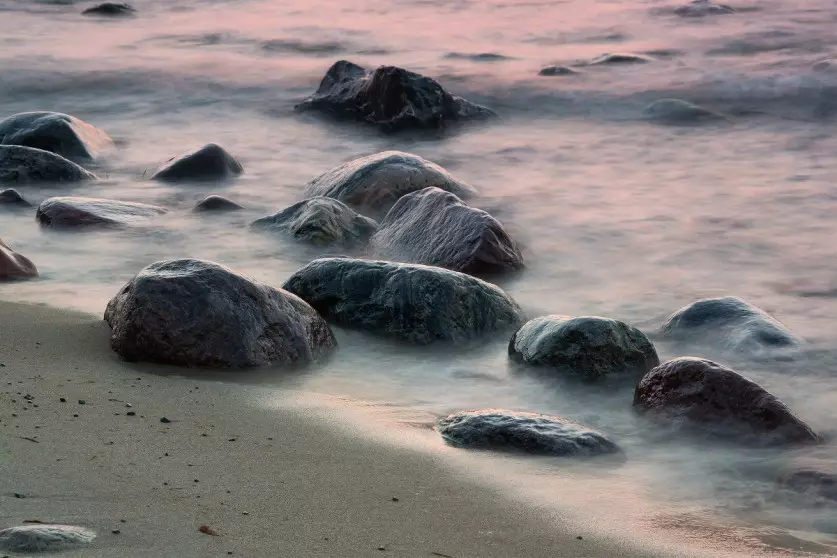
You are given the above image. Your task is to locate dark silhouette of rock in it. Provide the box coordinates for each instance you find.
[778,467,837,503]
[151,143,242,183]
[193,195,244,213]
[644,99,728,124]
[0,112,113,165]
[0,239,38,281]
[105,259,337,368]
[0,145,97,184]
[538,65,580,76]
[633,357,819,445]
[371,187,522,274]
[82,2,137,17]
[673,0,735,17]
[509,315,659,380]
[36,196,166,228]
[437,410,620,456]
[0,188,31,207]
[581,53,654,66]
[0,525,96,553]
[303,151,476,215]
[295,60,495,131]
[282,257,525,344]
[252,197,377,246]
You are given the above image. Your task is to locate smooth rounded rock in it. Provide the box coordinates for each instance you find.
[538,65,580,76]
[0,188,31,207]
[193,195,244,213]
[82,2,137,16]
[371,187,523,274]
[36,196,167,228]
[252,197,378,246]
[0,111,113,165]
[673,0,735,17]
[282,257,525,345]
[105,259,337,368]
[0,239,38,281]
[583,53,654,66]
[0,145,97,184]
[778,467,837,503]
[151,143,242,183]
[0,525,96,553]
[644,99,728,124]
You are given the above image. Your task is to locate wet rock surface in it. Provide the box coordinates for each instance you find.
[0,238,38,281]
[36,196,167,228]
[192,195,244,212]
[581,53,654,66]
[0,188,31,207]
[0,145,97,184]
[0,111,113,165]
[644,99,728,124]
[252,196,378,246]
[778,466,837,503]
[538,65,580,76]
[673,0,735,17]
[151,143,242,183]
[82,2,137,16]
[0,525,96,553]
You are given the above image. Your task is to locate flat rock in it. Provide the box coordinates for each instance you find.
[282,257,525,344]
[371,187,523,274]
[0,525,96,553]
[295,60,495,131]
[82,2,137,16]
[633,357,819,445]
[105,259,337,368]
[36,196,167,228]
[509,315,659,380]
[582,53,654,66]
[644,99,728,124]
[193,195,244,213]
[437,410,620,456]
[538,65,580,76]
[303,151,477,215]
[0,145,97,184]
[252,197,378,246]
[0,111,113,165]
[673,0,735,17]
[151,143,242,183]
[0,239,38,281]
[0,188,31,207]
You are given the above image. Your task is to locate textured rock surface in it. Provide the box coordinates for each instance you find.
[371,187,522,274]
[151,143,242,182]
[538,65,580,76]
[193,195,244,212]
[36,196,167,228]
[295,60,495,131]
[509,315,659,380]
[252,197,377,246]
[105,259,337,368]
[0,111,113,165]
[634,357,819,445]
[583,53,654,66]
[0,239,38,281]
[282,257,525,344]
[437,410,620,456]
[0,145,97,184]
[0,525,96,553]
[0,188,31,207]
[673,0,735,17]
[82,2,137,16]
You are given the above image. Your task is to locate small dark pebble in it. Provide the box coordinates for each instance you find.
[112,529,121,535]
[78,400,86,405]
[377,546,386,551]
[577,536,583,540]
[160,417,171,423]
[14,493,24,499]
[120,519,126,523]
[72,414,78,418]
[228,438,237,442]
[194,479,199,483]
[126,411,136,416]
[391,497,399,502]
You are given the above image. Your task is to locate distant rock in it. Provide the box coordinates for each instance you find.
[36,196,166,228]
[444,52,512,62]
[0,111,113,165]
[538,65,580,76]
[509,315,659,380]
[81,2,137,16]
[634,357,819,445]
[0,525,96,553]
[295,60,495,131]
[371,187,523,274]
[0,239,38,281]
[813,59,837,73]
[581,53,654,66]
[283,257,525,344]
[252,197,377,246]
[644,99,728,124]
[0,188,31,207]
[673,0,735,17]
[437,410,621,457]
[105,259,337,368]
[151,143,242,183]
[778,466,837,503]
[193,195,244,213]
[304,151,477,215]
[0,145,97,184]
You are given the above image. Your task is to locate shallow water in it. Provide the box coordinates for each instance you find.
[3,0,837,553]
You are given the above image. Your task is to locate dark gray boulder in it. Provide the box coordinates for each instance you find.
[193,195,244,213]
[151,143,242,183]
[644,99,728,124]
[295,60,495,131]
[82,2,137,16]
[778,466,837,503]
[36,196,167,228]
[673,0,735,17]
[0,112,113,165]
[509,315,659,380]
[0,239,38,281]
[538,65,580,76]
[0,145,97,184]
[303,151,477,215]
[437,410,620,457]
[582,53,654,66]
[105,259,337,368]
[371,187,522,274]
[0,188,31,207]
[282,257,525,344]
[0,525,96,553]
[252,197,377,246]
[633,357,819,445]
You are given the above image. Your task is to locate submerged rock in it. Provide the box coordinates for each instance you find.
[371,187,523,274]
[673,0,735,17]
[0,525,96,553]
[193,195,244,213]
[282,257,525,344]
[0,111,113,165]
[778,467,837,503]
[509,315,659,380]
[581,53,654,67]
[151,143,243,183]
[303,151,477,214]
[813,59,837,73]
[82,2,137,16]
[252,197,378,246]
[0,239,38,281]
[105,259,337,368]
[0,145,97,184]
[538,65,580,76]
[36,196,166,228]
[0,188,31,207]
[644,99,728,124]
[295,60,495,131]
[437,410,620,456]
[633,357,819,445]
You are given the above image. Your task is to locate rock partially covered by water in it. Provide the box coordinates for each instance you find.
[82,2,137,16]
[633,357,819,445]
[36,196,167,228]
[151,143,243,183]
[252,197,378,246]
[673,0,735,17]
[813,59,837,73]
[193,195,244,213]
[105,259,337,368]
[304,151,477,214]
[0,188,31,207]
[283,257,525,344]
[371,187,523,274]
[0,145,97,184]
[0,525,96,553]
[538,65,580,76]
[0,112,113,165]
[295,60,495,131]
[437,410,621,456]
[582,53,654,66]
[644,99,728,124]
[0,239,38,281]
[661,296,800,357]
[778,466,837,503]
[509,315,659,380]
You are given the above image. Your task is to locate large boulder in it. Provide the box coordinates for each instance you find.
[251,197,377,246]
[282,257,525,344]
[0,145,97,184]
[509,315,659,380]
[36,196,166,228]
[0,239,38,281]
[193,195,244,213]
[0,188,31,207]
[151,143,242,183]
[295,60,495,131]
[82,2,137,16]
[0,525,96,553]
[437,410,620,457]
[371,187,523,274]
[673,0,735,17]
[303,151,476,215]
[633,357,819,445]
[105,259,337,368]
[0,112,113,165]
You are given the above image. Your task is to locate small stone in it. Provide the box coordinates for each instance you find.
[78,400,85,405]
[160,417,171,423]
[111,530,120,535]
[72,414,78,418]
[59,398,66,403]
[377,546,386,551]
[391,497,399,502]
[126,411,136,416]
